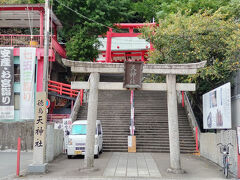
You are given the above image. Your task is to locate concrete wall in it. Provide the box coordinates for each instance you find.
[231,96,240,129]
[200,130,238,176]
[46,123,64,163]
[0,121,34,151]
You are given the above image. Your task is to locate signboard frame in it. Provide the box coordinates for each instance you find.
[203,82,231,129]
[123,61,143,89]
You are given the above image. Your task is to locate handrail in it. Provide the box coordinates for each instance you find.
[48,80,83,105]
[47,114,70,122]
[184,92,201,131]
[51,37,66,58]
[181,92,201,151]
[0,34,66,58]
[48,80,79,97]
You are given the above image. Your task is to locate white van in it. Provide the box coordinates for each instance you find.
[67,120,103,159]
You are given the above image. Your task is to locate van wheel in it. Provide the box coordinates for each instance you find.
[67,155,72,159]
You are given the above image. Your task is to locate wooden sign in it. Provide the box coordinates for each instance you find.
[128,135,136,152]
[123,61,143,89]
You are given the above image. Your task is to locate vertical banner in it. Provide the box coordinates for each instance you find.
[0,47,14,119]
[33,92,47,164]
[20,47,36,119]
[63,118,72,152]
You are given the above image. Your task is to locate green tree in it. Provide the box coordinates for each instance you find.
[141,11,240,109]
[133,0,233,21]
[54,0,132,61]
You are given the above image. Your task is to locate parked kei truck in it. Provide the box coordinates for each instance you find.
[67,120,103,159]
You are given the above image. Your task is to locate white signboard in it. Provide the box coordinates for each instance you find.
[128,136,132,147]
[20,48,36,119]
[63,118,72,151]
[203,82,231,129]
[54,120,63,130]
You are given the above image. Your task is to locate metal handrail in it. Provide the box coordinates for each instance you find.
[182,92,201,151]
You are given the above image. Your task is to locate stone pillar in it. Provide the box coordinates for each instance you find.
[166,74,183,173]
[84,73,100,169]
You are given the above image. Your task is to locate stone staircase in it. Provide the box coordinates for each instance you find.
[77,90,196,153]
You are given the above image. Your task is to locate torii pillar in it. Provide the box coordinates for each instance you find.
[167,74,182,173]
[62,59,206,172]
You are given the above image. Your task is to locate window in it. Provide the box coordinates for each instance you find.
[71,124,87,135]
[98,124,102,135]
[14,94,20,110]
[14,64,20,82]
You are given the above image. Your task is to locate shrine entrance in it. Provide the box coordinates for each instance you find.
[62,59,206,173]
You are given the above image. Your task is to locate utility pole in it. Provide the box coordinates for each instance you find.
[43,0,50,92]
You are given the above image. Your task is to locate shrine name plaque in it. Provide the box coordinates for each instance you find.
[123,61,143,89]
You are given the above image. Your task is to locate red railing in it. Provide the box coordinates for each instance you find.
[51,37,66,58]
[48,80,79,97]
[48,80,84,105]
[0,34,66,58]
[0,34,46,48]
[47,114,70,122]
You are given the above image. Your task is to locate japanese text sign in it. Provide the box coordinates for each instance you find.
[123,61,143,89]
[33,92,47,164]
[20,47,36,119]
[0,47,14,119]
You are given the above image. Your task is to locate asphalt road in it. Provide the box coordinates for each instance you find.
[0,152,32,179]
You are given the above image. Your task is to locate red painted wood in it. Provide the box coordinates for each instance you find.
[51,37,66,58]
[106,28,112,63]
[40,11,44,47]
[115,23,156,29]
[37,57,44,92]
[16,137,21,177]
[48,80,81,98]
[0,6,44,11]
[195,127,199,151]
[182,91,184,107]
[80,89,84,106]
[47,114,70,122]
[111,33,142,37]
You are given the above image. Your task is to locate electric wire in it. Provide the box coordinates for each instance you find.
[54,0,117,30]
[26,4,33,38]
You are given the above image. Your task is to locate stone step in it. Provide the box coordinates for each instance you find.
[77,90,195,153]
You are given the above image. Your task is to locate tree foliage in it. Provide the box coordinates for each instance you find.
[141,11,240,95]
[133,0,239,22]
[54,0,132,61]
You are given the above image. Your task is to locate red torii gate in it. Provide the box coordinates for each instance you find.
[102,23,156,63]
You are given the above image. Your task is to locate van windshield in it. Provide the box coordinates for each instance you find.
[71,124,87,135]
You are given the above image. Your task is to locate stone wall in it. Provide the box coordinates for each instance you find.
[0,121,64,163]
[200,130,238,176]
[0,121,34,151]
[46,123,64,162]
